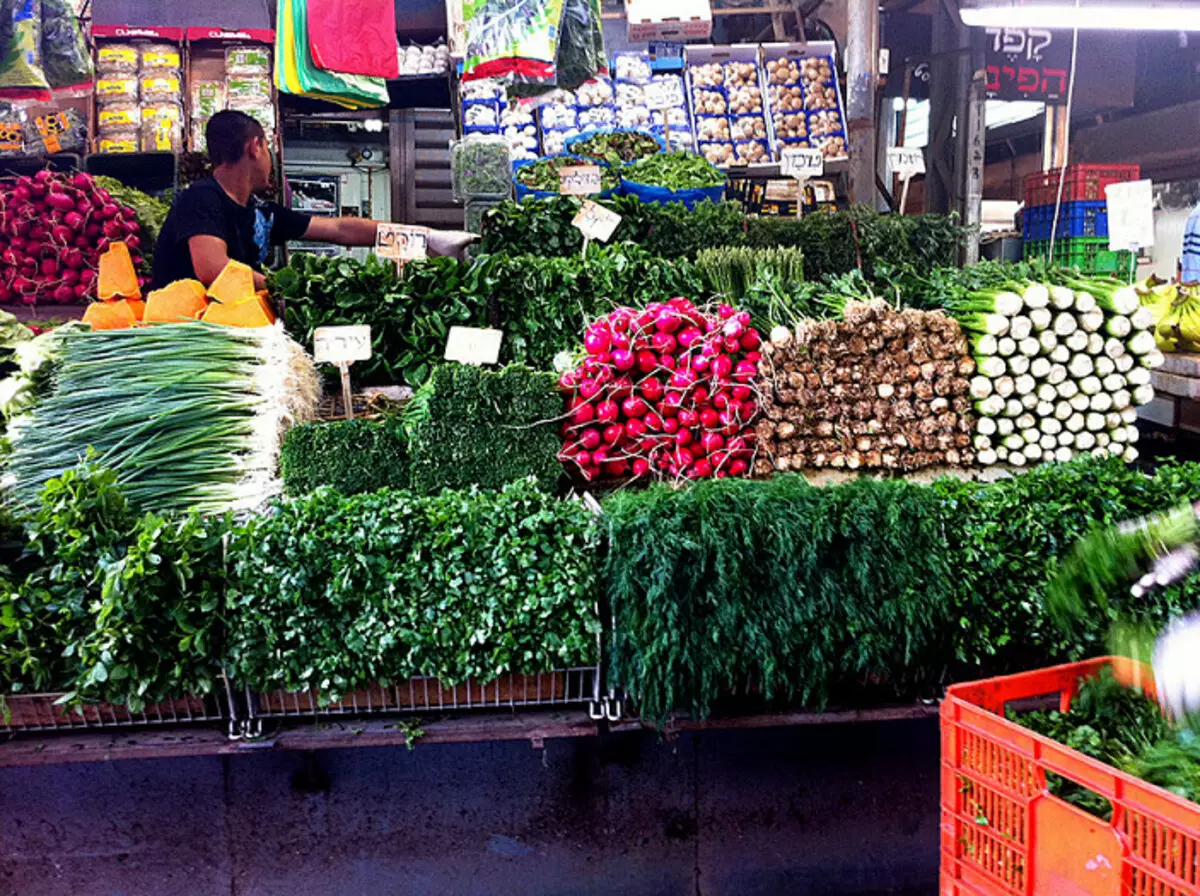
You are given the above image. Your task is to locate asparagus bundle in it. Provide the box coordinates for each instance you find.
[956,277,1163,468]
[754,299,976,473]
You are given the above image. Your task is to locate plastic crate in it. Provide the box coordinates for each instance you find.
[1024,237,1134,276]
[1023,163,1140,208]
[941,656,1200,896]
[1023,201,1108,241]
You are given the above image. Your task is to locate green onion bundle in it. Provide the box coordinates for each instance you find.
[953,276,1163,468]
[5,323,320,514]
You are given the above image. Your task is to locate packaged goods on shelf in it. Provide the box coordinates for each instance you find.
[97,44,139,74]
[191,80,225,120]
[27,107,86,153]
[225,44,271,75]
[684,47,773,168]
[397,42,451,76]
[140,43,180,71]
[95,75,138,105]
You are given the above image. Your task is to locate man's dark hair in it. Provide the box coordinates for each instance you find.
[206,110,266,167]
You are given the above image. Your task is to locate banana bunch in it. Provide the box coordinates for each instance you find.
[1137,276,1200,353]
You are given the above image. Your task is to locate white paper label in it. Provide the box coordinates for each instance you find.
[445,326,504,365]
[559,165,603,196]
[780,147,824,180]
[644,77,684,110]
[376,223,429,261]
[1106,179,1155,251]
[572,200,623,242]
[314,325,373,364]
[888,146,926,178]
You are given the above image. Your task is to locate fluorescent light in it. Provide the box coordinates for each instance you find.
[959,1,1200,30]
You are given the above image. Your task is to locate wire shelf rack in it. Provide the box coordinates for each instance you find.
[1,678,237,735]
[247,668,604,722]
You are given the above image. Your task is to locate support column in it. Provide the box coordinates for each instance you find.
[845,0,880,206]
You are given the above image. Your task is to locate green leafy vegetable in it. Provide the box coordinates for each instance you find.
[623,150,724,190]
[281,417,409,496]
[571,131,661,165]
[516,155,619,193]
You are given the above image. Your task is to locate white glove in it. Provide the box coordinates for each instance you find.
[1154,611,1200,720]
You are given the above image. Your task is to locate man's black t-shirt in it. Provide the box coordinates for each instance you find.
[151,178,311,289]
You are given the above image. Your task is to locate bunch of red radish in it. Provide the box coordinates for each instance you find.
[0,170,143,304]
[558,297,762,483]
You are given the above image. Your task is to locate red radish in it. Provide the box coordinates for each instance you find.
[636,350,657,374]
[596,400,619,423]
[611,349,634,371]
[44,191,75,212]
[74,283,90,300]
[100,203,119,219]
[52,284,73,303]
[61,268,79,284]
[39,258,57,277]
[78,268,95,287]
[51,225,72,244]
[658,353,675,370]
[580,428,602,450]
[603,424,624,445]
[622,396,647,417]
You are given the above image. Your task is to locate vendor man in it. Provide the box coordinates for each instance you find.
[151,110,475,290]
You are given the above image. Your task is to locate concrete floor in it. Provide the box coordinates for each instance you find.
[0,718,939,896]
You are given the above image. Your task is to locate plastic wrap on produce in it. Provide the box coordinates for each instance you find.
[226,44,272,75]
[96,44,138,74]
[462,0,565,84]
[28,107,85,154]
[191,81,226,121]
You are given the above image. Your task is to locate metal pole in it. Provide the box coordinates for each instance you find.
[845,0,880,206]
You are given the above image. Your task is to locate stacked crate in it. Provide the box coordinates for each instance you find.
[1022,163,1140,275]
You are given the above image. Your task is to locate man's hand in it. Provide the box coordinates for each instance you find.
[428,229,478,261]
[1155,612,1200,720]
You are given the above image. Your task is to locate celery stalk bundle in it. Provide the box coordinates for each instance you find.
[6,323,320,514]
[953,277,1164,468]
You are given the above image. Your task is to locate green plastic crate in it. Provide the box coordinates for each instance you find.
[1024,237,1134,276]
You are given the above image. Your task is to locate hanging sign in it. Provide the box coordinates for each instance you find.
[445,326,503,365]
[780,148,824,180]
[572,200,622,243]
[1105,179,1155,252]
[984,27,1072,104]
[375,223,429,265]
[887,146,926,178]
[644,77,684,110]
[558,165,603,196]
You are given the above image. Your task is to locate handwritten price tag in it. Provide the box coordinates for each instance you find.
[559,165,603,196]
[376,223,429,261]
[780,147,824,180]
[1106,179,1154,252]
[644,77,683,110]
[888,147,926,178]
[314,325,373,365]
[572,200,622,243]
[445,326,503,365]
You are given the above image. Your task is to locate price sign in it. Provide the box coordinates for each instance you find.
[780,147,824,180]
[888,146,926,178]
[558,165,603,196]
[572,200,622,243]
[644,77,684,110]
[375,223,429,263]
[314,325,373,365]
[314,325,373,420]
[445,326,503,365]
[1106,179,1155,252]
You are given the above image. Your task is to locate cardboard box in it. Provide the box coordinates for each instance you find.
[626,0,713,41]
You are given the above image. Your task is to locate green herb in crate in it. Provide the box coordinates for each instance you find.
[572,131,661,165]
[623,150,724,189]
[516,156,619,192]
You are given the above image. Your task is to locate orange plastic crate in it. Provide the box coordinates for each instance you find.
[941,656,1200,896]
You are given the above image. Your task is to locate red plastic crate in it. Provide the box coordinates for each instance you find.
[1023,164,1141,209]
[941,656,1200,896]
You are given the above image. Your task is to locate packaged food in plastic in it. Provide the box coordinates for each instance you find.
[452,134,512,199]
[613,52,651,84]
[695,116,731,142]
[234,103,276,131]
[226,45,272,75]
[689,62,723,89]
[97,102,141,132]
[465,198,502,236]
[41,0,93,93]
[95,76,138,104]
[804,82,839,111]
[698,140,735,167]
[96,43,139,74]
[28,107,85,154]
[554,0,604,88]
[142,102,183,125]
[652,106,689,129]
[500,102,535,128]
[99,130,139,154]
[190,121,207,152]
[733,139,769,165]
[141,115,182,152]
[191,81,226,121]
[539,101,576,129]
[226,74,272,105]
[140,74,182,102]
[691,88,727,117]
[461,0,566,86]
[140,43,181,71]
[730,115,767,142]
[462,100,499,128]
[0,108,25,157]
[575,78,612,107]
[614,81,644,106]
[0,0,50,102]
[577,104,614,128]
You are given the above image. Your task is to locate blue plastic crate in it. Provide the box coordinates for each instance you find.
[1022,201,1109,241]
